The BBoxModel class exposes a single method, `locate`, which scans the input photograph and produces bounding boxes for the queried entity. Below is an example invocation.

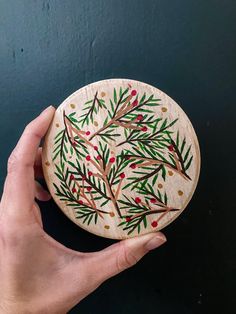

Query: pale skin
[0,106,166,314]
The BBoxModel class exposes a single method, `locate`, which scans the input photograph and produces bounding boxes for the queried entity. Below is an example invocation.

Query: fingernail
[40,105,55,115]
[145,234,167,251]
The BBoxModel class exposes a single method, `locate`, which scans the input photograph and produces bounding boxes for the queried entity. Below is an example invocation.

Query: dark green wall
[0,1,235,313]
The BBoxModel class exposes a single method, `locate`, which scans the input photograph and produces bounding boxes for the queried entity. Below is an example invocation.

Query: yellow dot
[55,123,60,127]
[104,225,110,229]
[111,151,115,155]
[158,183,163,189]
[161,107,167,112]
[110,212,115,217]
[45,161,50,166]
[178,190,183,196]
[70,104,76,109]
[168,171,173,176]
[94,121,98,126]
[101,92,106,97]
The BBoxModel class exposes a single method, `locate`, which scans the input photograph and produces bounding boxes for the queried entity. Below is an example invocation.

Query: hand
[0,106,166,314]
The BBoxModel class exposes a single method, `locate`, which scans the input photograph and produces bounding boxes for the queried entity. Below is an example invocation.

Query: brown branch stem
[132,165,164,184]
[89,96,151,141]
[103,176,122,217]
[64,113,94,148]
[127,207,179,221]
[126,154,190,181]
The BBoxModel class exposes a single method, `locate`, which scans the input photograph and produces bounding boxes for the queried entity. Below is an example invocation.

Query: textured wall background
[0,1,235,313]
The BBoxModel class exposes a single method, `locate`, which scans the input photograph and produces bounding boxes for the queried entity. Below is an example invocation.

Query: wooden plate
[42,79,200,239]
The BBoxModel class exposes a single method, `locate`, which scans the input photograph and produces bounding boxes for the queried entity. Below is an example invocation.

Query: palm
[10,217,95,313]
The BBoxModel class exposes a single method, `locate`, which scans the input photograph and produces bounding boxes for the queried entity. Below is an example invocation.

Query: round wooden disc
[42,79,200,239]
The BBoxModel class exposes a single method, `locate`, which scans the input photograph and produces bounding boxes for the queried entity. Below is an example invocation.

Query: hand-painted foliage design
[52,86,193,235]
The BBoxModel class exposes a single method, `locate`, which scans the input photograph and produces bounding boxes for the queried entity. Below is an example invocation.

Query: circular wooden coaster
[42,79,200,239]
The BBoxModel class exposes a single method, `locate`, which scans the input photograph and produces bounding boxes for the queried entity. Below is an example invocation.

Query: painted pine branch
[116,117,178,147]
[78,91,106,127]
[81,143,124,217]
[122,153,189,191]
[109,152,133,186]
[52,111,91,162]
[67,159,109,200]
[52,129,67,162]
[53,162,111,225]
[53,120,114,225]
[88,88,161,141]
[165,132,193,180]
[118,187,180,235]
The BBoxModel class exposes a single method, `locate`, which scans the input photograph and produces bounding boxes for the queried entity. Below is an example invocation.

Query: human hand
[0,106,166,314]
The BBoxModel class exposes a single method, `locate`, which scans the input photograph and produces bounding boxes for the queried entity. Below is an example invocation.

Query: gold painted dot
[70,104,76,109]
[110,212,115,217]
[178,190,183,196]
[158,183,163,189]
[168,171,173,176]
[161,107,167,112]
[45,161,50,166]
[55,123,60,127]
[104,225,110,229]
[94,121,98,126]
[112,189,115,193]
[111,151,115,155]
[101,91,106,97]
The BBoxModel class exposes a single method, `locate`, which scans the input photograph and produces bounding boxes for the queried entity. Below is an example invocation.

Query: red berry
[151,221,158,228]
[135,197,141,204]
[141,126,147,132]
[130,163,136,169]
[132,99,138,107]
[168,145,174,152]
[86,186,92,192]
[126,217,132,222]
[109,157,115,163]
[150,198,157,203]
[70,174,74,180]
[96,155,101,160]
[131,90,137,96]
[79,200,83,205]
[86,131,91,136]
[93,145,98,150]
[120,172,125,179]
[86,155,91,161]
[136,114,143,121]
[72,188,76,193]
[88,171,93,176]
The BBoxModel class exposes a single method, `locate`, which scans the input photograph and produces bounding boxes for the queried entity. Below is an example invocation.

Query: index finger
[1,106,55,216]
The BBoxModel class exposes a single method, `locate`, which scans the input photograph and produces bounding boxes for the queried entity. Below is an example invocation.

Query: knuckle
[0,222,20,248]
[24,122,42,141]
[116,242,138,271]
[24,121,34,132]
[7,151,20,173]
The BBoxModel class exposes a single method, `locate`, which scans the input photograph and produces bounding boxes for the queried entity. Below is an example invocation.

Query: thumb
[88,232,166,284]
